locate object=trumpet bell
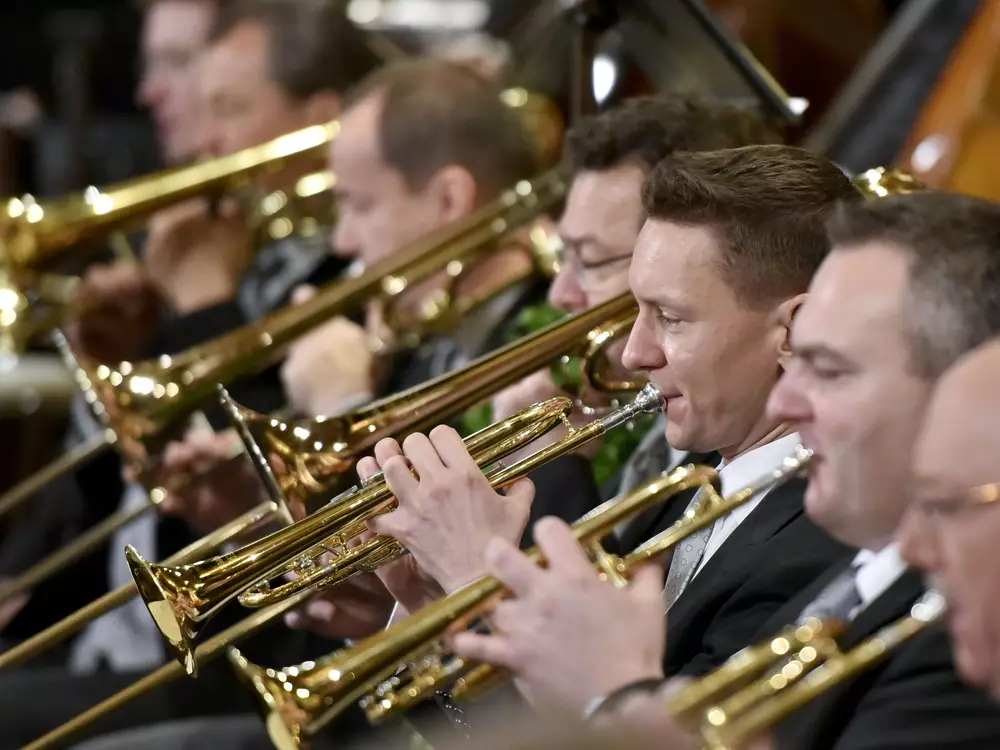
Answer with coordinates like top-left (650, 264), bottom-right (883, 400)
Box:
top-left (125, 545), bottom-right (201, 676)
top-left (229, 647), bottom-right (311, 750)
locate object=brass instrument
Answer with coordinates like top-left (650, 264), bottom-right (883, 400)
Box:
top-left (130, 381), bottom-right (663, 676)
top-left (227, 447), bottom-right (812, 748)
top-left (0, 286), bottom-right (635, 612)
top-left (667, 589), bottom-right (947, 750)
top-left (0, 500), bottom-right (282, 671)
top-left (0, 124), bottom-right (335, 355)
top-left (0, 167), bottom-right (567, 521)
top-left (234, 291), bottom-right (637, 509)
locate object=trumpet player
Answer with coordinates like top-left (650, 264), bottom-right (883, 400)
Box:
top-left (281, 95), bottom-right (784, 641)
top-left (0, 2), bottom-right (380, 747)
top-left (543, 191), bottom-right (1000, 749)
top-left (367, 145), bottom-right (855, 720)
top-left (901, 338), bottom-right (1000, 705)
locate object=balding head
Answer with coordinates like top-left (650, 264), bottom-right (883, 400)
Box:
top-left (915, 338), bottom-right (1000, 490)
top-left (901, 338), bottom-right (1000, 702)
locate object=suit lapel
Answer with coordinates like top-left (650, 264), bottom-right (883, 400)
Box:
top-left (667, 478), bottom-right (808, 627)
top-left (617, 451), bottom-right (720, 552)
top-left (838, 569), bottom-right (926, 649)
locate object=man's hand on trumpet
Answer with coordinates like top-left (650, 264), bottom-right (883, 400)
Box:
top-left (366, 427), bottom-right (535, 596)
top-left (451, 517), bottom-right (667, 719)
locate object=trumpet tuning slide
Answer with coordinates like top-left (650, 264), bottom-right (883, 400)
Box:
top-left (125, 545), bottom-right (199, 677)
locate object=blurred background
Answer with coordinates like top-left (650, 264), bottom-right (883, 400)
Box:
top-left (0, 0), bottom-right (995, 495)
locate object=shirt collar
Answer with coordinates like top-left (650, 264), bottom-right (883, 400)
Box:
top-left (852, 541), bottom-right (909, 609)
top-left (717, 432), bottom-right (802, 496)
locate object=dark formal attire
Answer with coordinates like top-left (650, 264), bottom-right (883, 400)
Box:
top-left (0, 233), bottom-right (348, 750)
top-left (757, 544), bottom-right (1000, 750)
top-left (63, 276), bottom-right (554, 750)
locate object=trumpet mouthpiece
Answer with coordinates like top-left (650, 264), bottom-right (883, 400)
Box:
top-left (125, 544), bottom-right (198, 676)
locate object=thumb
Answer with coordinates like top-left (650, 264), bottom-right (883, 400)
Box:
top-left (503, 477), bottom-right (535, 509)
top-left (291, 285), bottom-right (318, 305)
top-left (630, 563), bottom-right (665, 599)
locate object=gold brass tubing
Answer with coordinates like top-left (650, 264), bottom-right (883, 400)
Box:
top-left (0, 500), bottom-right (281, 671)
top-left (700, 590), bottom-right (947, 750)
top-left (0, 501), bottom-right (151, 606)
top-left (20, 590), bottom-right (313, 750)
top-left (0, 429), bottom-right (116, 517)
top-left (0, 449), bottom-right (250, 606)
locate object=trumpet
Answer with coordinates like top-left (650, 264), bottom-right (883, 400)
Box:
top-left (667, 589), bottom-right (946, 750)
top-left (129, 381), bottom-right (663, 676)
top-left (227, 447), bottom-right (812, 748)
top-left (0, 166), bottom-right (567, 520)
top-left (232, 291), bottom-right (639, 510)
top-left (0, 287), bottom-right (635, 612)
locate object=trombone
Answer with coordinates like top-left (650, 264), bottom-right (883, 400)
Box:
top-left (17, 387), bottom-right (661, 750)
top-left (0, 166), bottom-right (568, 521)
top-left (0, 286), bottom-right (633, 615)
top-left (666, 588), bottom-right (946, 750)
top-left (0, 123), bottom-right (336, 355)
top-left (224, 447), bottom-right (812, 748)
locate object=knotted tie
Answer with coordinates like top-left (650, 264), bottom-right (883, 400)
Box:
top-left (662, 485), bottom-right (713, 609)
top-left (797, 564), bottom-right (863, 623)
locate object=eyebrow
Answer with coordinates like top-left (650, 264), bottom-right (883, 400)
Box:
top-left (789, 341), bottom-right (856, 367)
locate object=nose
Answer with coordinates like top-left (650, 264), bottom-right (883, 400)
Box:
top-left (766, 368), bottom-right (810, 425)
top-left (547, 264), bottom-right (587, 312)
top-left (331, 216), bottom-right (361, 260)
top-left (621, 308), bottom-right (664, 373)
top-left (899, 506), bottom-right (942, 574)
top-left (138, 71), bottom-right (166, 110)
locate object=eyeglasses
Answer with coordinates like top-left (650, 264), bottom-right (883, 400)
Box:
top-left (913, 482), bottom-right (1000, 520)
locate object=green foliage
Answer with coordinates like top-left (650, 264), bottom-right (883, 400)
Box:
top-left (460, 303), bottom-right (656, 485)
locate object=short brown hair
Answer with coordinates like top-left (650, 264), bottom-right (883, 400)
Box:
top-left (641, 144), bottom-right (860, 308)
top-left (210, 0), bottom-right (381, 100)
top-left (343, 58), bottom-right (539, 195)
top-left (563, 94), bottom-right (782, 174)
top-left (827, 192), bottom-right (1000, 378)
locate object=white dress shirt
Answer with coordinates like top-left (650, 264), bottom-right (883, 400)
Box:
top-left (848, 541), bottom-right (908, 620)
top-left (692, 431), bottom-right (803, 580)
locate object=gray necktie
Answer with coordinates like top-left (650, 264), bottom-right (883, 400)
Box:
top-left (662, 486), bottom-right (713, 609)
top-left (617, 416), bottom-right (671, 495)
top-left (797, 565), bottom-right (863, 623)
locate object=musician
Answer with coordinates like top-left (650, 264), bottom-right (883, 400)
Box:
top-left (280, 95), bottom-right (782, 640)
top-left (901, 338), bottom-right (1000, 704)
top-left (593, 191), bottom-right (1000, 748)
top-left (362, 145), bottom-right (855, 717)
top-left (0, 3), bottom-right (380, 747)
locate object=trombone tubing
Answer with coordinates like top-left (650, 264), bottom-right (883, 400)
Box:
top-left (240, 463), bottom-right (718, 743)
top-left (0, 449), bottom-right (249, 607)
top-left (20, 591), bottom-right (313, 750)
top-left (0, 500), bottom-right (281, 671)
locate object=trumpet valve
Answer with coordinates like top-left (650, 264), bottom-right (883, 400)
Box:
top-left (362, 653), bottom-right (463, 725)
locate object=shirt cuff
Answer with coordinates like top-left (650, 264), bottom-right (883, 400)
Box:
top-left (580, 678), bottom-right (666, 722)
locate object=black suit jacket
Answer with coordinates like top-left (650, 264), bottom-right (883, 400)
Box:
top-left (760, 562), bottom-right (1000, 750)
top-left (528, 452), bottom-right (851, 676)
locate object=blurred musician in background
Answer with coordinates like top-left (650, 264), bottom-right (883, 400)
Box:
top-left (66, 56), bottom-right (547, 750)
top-left (513, 191), bottom-right (1000, 750)
top-left (902, 338), bottom-right (1000, 705)
top-left (361, 145), bottom-right (855, 727)
top-left (0, 2), bottom-right (381, 747)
